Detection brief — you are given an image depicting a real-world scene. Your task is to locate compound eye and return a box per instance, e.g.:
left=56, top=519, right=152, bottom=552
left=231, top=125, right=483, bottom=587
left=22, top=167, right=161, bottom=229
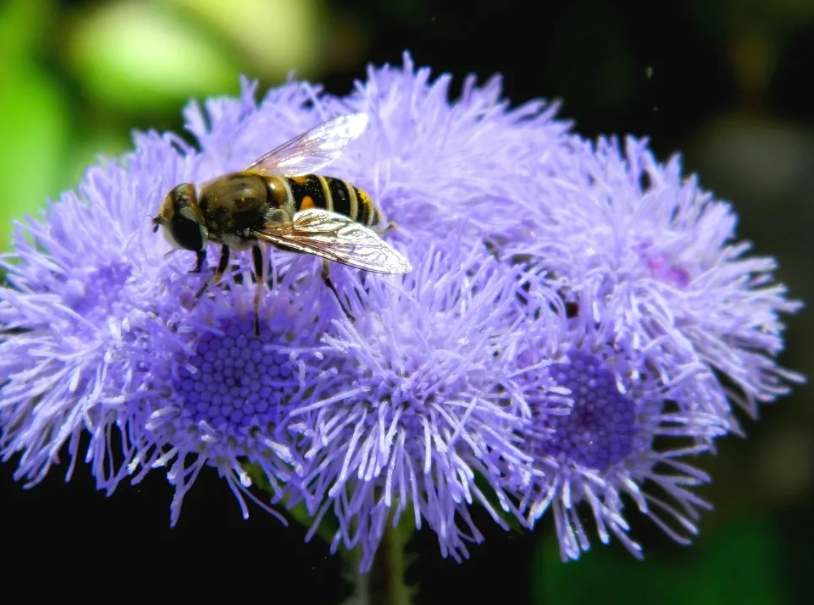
left=169, top=210, right=206, bottom=251
left=161, top=184, right=207, bottom=251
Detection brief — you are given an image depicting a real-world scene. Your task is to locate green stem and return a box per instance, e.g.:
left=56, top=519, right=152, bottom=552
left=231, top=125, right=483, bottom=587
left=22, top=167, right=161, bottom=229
left=347, top=523, right=413, bottom=605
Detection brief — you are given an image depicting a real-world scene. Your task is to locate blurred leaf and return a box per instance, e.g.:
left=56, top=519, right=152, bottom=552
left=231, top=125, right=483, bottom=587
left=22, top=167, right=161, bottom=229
left=686, top=518, right=784, bottom=605
left=532, top=516, right=784, bottom=605
left=0, top=64, right=68, bottom=249
left=166, top=0, right=322, bottom=78
left=0, top=0, right=53, bottom=65
left=62, top=128, right=133, bottom=193
left=532, top=539, right=671, bottom=605
left=67, top=0, right=242, bottom=112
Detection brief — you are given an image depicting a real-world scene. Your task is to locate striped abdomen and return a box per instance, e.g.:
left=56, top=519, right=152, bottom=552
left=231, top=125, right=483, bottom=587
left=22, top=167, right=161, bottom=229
left=276, top=174, right=381, bottom=227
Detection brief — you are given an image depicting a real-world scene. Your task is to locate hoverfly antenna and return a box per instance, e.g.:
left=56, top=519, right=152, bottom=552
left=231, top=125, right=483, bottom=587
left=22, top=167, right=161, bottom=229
left=151, top=216, right=161, bottom=232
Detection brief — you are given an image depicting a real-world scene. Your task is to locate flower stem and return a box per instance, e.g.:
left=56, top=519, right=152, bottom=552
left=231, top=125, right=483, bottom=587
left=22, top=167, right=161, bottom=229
left=347, top=522, right=413, bottom=605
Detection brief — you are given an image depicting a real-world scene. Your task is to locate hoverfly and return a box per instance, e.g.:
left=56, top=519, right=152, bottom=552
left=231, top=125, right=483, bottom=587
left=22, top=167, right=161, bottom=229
left=152, top=113, right=411, bottom=335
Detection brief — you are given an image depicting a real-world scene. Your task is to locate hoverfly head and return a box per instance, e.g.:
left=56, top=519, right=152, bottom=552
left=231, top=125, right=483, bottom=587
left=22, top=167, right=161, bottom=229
left=154, top=183, right=207, bottom=251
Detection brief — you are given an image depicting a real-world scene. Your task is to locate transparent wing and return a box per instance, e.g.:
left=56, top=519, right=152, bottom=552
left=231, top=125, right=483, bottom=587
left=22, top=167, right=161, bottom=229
left=255, top=209, right=412, bottom=274
left=244, top=113, right=369, bottom=177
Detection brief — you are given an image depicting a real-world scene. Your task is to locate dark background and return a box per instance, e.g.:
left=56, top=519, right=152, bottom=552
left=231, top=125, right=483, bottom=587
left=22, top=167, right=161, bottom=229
left=1, top=1, right=812, bottom=603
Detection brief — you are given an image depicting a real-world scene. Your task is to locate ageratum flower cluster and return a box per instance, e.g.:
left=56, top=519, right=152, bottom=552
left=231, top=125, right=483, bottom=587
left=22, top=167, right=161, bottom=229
left=0, top=53, right=803, bottom=570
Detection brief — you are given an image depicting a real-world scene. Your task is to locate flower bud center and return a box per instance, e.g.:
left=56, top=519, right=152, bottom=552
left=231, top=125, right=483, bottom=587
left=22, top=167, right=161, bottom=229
left=173, top=320, right=295, bottom=437
left=541, top=352, right=636, bottom=469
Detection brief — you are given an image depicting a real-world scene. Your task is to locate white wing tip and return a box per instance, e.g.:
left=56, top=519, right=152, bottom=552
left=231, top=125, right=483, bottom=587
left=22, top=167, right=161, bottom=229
left=346, top=112, right=370, bottom=136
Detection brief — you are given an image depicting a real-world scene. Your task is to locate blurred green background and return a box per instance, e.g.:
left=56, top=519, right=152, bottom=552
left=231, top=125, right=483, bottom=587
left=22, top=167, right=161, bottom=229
left=1, top=0, right=812, bottom=603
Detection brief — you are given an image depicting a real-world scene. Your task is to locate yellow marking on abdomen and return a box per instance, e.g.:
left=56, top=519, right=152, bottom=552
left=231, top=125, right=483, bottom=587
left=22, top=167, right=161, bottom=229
left=315, top=174, right=333, bottom=212
left=357, top=189, right=378, bottom=226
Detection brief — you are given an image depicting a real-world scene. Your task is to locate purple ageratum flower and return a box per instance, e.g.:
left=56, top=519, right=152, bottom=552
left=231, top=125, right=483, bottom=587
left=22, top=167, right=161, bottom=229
left=509, top=281, right=729, bottom=560
left=499, top=135, right=803, bottom=423
left=0, top=50, right=802, bottom=574
left=0, top=132, right=191, bottom=490
left=0, top=54, right=569, bottom=542
left=289, top=242, right=538, bottom=571
left=0, top=132, right=350, bottom=523
left=120, top=271, right=352, bottom=525
left=0, top=80, right=362, bottom=523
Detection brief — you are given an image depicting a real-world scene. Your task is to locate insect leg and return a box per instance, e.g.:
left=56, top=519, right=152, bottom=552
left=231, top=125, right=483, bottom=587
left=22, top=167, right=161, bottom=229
left=321, top=260, right=354, bottom=321
left=373, top=221, right=397, bottom=235
left=251, top=245, right=267, bottom=337
left=192, top=249, right=207, bottom=273
left=196, top=244, right=230, bottom=299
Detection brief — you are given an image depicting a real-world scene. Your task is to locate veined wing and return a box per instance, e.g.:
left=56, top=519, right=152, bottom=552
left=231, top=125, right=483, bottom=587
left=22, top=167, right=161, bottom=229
left=255, top=209, right=412, bottom=274
left=244, top=113, right=369, bottom=177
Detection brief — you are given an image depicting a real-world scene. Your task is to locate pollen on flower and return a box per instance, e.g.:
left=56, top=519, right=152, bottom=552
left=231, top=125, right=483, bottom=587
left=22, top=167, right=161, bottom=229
left=541, top=352, right=636, bottom=469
